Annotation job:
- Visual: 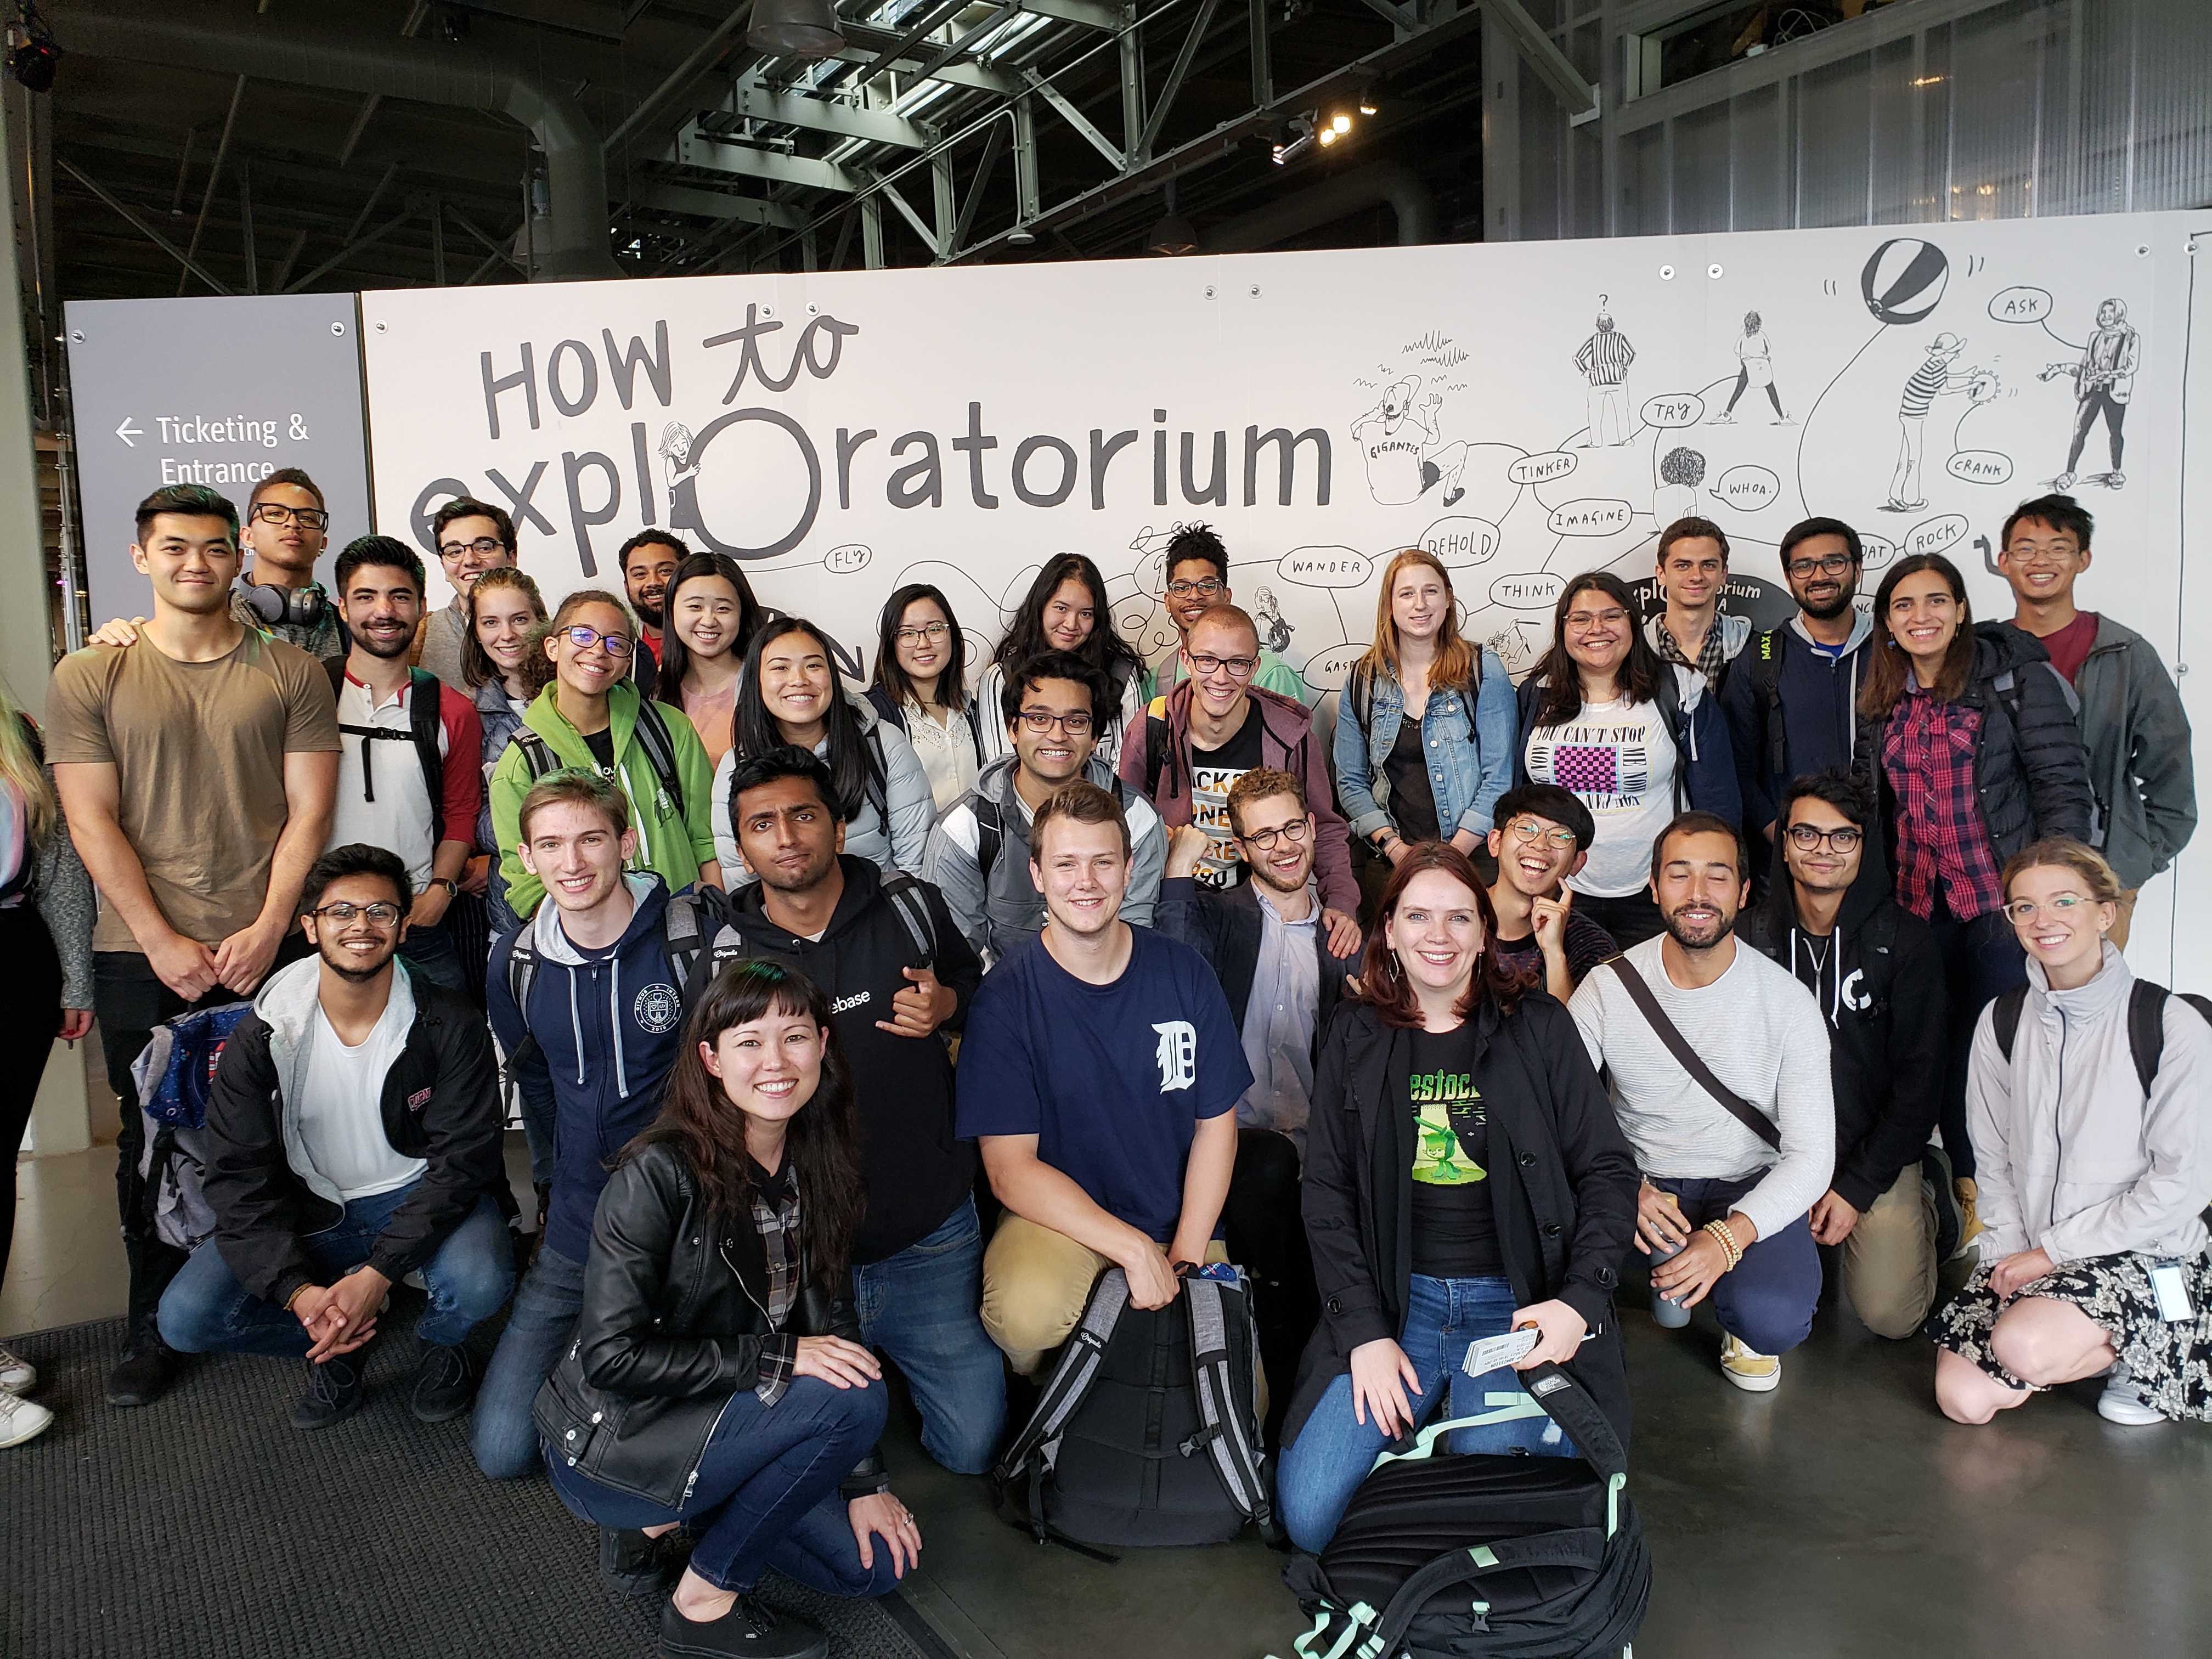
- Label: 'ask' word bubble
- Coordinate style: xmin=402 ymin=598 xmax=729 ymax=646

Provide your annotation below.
xmin=1988 ymin=286 xmax=2054 ymax=324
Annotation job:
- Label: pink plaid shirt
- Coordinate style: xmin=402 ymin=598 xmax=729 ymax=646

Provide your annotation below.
xmin=1882 ymin=687 xmax=2004 ymax=922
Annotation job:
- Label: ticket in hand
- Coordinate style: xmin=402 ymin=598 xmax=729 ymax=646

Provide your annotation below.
xmin=1460 ymin=1327 xmax=1541 ymax=1378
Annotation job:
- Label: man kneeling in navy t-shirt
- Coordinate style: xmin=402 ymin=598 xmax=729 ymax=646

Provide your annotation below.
xmin=957 ymin=780 xmax=1252 ymax=1377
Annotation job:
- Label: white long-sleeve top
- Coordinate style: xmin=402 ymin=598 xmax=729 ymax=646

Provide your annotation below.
xmin=1568 ymin=933 xmax=1835 ymax=1240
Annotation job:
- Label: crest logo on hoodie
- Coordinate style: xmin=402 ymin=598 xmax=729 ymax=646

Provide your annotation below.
xmin=634 ymin=983 xmax=682 ymax=1034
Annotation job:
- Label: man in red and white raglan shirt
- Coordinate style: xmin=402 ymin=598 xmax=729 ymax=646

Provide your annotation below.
xmin=327 ymin=535 xmax=482 ymax=990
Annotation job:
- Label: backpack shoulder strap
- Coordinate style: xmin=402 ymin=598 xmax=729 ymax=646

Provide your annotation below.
xmin=1144 ymin=705 xmax=1170 ymax=798
xmin=407 ymin=669 xmax=447 ymax=844
xmin=878 ymin=873 xmax=938 ymax=966
xmin=992 ymin=1267 xmax=1131 ymax=1485
xmin=662 ymin=891 xmax=707 ymax=989
xmin=973 ymin=794 xmax=1004 ymax=883
xmin=630 ymin=698 xmax=687 ymax=819
xmin=323 ymin=654 xmax=348 ymax=697
xmin=1991 ymin=984 xmax=2029 ymax=1065
xmin=504 ymin=933 xmax=541 ymax=1028
xmin=1753 ymin=628 xmax=1787 ymax=778
xmin=2128 ymin=979 xmax=2170 ymax=1099
xmin=1180 ymin=1271 xmax=1274 ymax=1532
xmin=1606 ymin=956 xmax=1780 ymax=1149
xmin=511 ymin=730 xmax=557 ymax=782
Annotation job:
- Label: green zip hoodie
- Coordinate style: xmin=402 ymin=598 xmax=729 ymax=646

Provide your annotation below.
xmin=489 ymin=678 xmax=719 ymax=920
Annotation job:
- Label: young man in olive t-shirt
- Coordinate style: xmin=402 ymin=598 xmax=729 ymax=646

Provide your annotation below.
xmin=46 ymin=483 xmax=340 ymax=1408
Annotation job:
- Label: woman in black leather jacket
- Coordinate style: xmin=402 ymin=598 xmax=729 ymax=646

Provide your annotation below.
xmin=535 ymin=960 xmax=921 ymax=1659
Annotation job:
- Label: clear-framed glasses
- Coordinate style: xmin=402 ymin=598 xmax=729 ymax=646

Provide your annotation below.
xmin=1017 ymin=707 xmax=1092 ymax=735
xmin=438 ymin=536 xmax=506 ymax=561
xmin=1506 ymin=818 xmax=1579 ymax=849
xmin=561 ymin=624 xmax=636 ymax=658
xmin=1786 ymin=824 xmax=1864 ymax=852
xmin=1785 ymin=552 xmax=1855 ymax=579
xmin=1188 ymin=652 xmax=1258 ymax=680
xmin=1166 ymin=577 xmax=1225 ymax=600
xmin=895 ymin=621 xmax=951 ymax=645
xmin=2005 ymin=894 xmax=2090 ymax=923
xmin=1563 ymin=606 xmax=1630 ymax=633
xmin=248 ymin=502 xmax=331 ymax=532
xmin=1240 ymin=817 xmax=1311 ymax=852
xmin=310 ymin=901 xmax=402 ymax=927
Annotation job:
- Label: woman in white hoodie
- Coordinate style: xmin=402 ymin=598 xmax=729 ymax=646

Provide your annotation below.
xmin=1934 ymin=838 xmax=2212 ymax=1427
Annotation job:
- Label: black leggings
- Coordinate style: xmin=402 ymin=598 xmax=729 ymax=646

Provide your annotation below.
xmin=1925 ymin=895 xmax=2028 ymax=1181
xmin=0 ymin=907 xmax=63 ymax=1301
xmin=1222 ymin=1127 xmax=1318 ymax=1444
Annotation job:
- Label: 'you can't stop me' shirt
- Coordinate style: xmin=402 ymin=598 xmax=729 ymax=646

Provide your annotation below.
xmin=1526 ymin=695 xmax=1678 ymax=899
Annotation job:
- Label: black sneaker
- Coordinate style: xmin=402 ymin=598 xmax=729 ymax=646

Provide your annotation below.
xmin=105 ymin=1340 xmax=180 ymax=1409
xmin=659 ymin=1593 xmax=827 ymax=1659
xmin=409 ymin=1342 xmax=479 ymax=1424
xmin=599 ymin=1527 xmax=685 ymax=1599
xmin=289 ymin=1353 xmax=368 ymax=1431
xmin=1925 ymin=1145 xmax=1965 ymax=1263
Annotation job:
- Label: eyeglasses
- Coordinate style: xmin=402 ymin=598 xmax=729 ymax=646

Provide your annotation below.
xmin=1166 ymin=577 xmax=1225 ymax=600
xmin=1239 ymin=817 xmax=1311 ymax=851
xmin=249 ymin=503 xmax=331 ymax=532
xmin=2004 ymin=894 xmax=2091 ymax=923
xmin=1017 ymin=708 xmax=1092 ymax=735
xmin=1563 ymin=607 xmax=1630 ymax=632
xmin=1785 ymin=553 xmax=1855 ymax=579
xmin=1505 ymin=818 xmax=1579 ymax=849
xmin=1786 ymin=824 xmax=1863 ymax=852
xmin=438 ymin=537 xmax=506 ymax=561
xmin=895 ymin=622 xmax=951 ymax=645
xmin=561 ymin=624 xmax=636 ymax=658
xmin=1188 ymin=652 xmax=1258 ymax=680
xmin=310 ymin=901 xmax=402 ymax=927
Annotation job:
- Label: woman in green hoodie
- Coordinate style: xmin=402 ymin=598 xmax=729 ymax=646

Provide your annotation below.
xmin=489 ymin=588 xmax=721 ymax=922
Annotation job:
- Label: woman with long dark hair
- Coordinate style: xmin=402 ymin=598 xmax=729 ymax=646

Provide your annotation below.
xmin=1854 ymin=551 xmax=2091 ymax=1238
xmin=1516 ymin=569 xmax=1739 ymax=946
xmin=462 ymin=566 xmax=549 ymax=946
xmin=538 ymin=960 xmax=918 ymax=1659
xmin=975 ymin=554 xmax=1145 ymax=770
xmin=710 ymin=617 xmax=934 ymax=884
xmin=654 ymin=552 xmax=764 ymax=766
xmin=1274 ymin=843 xmax=1639 ymax=1554
xmin=866 ymin=583 xmax=983 ymax=812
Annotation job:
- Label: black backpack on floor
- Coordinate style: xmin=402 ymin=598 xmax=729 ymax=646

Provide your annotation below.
xmin=1277 ymin=1362 xmax=1649 ymax=1659
xmin=993 ymin=1265 xmax=1276 ymax=1555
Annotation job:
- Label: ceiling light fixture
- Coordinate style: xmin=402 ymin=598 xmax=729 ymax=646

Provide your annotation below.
xmin=1272 ymin=113 xmax=1317 ymax=165
xmin=748 ymin=0 xmax=847 ymax=59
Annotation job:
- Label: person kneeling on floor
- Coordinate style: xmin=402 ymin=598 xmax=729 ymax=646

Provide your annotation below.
xmin=157 ymin=844 xmax=515 ymax=1430
xmin=1275 ymin=843 xmax=1640 ymax=1554
xmin=538 ymin=960 xmax=918 ymax=1659
xmin=1933 ymin=839 xmax=2212 ymax=1430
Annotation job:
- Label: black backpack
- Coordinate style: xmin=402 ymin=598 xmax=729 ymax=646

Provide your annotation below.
xmin=972 ymin=773 xmax=1146 ymax=883
xmin=1279 ymin=1362 xmax=1649 ymax=1659
xmin=326 ymin=657 xmax=450 ymax=842
xmin=993 ymin=1265 xmax=1274 ymax=1556
xmin=1990 ymin=978 xmax=2212 ymax=1096
xmin=510 ymin=698 xmax=688 ymax=820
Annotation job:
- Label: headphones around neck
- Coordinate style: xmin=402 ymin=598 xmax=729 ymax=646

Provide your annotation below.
xmin=235 ymin=577 xmax=329 ymax=628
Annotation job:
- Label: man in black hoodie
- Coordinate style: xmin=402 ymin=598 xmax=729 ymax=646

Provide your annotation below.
xmin=698 ymin=746 xmax=1003 ymax=1474
xmin=1737 ymin=771 xmax=1951 ymax=1338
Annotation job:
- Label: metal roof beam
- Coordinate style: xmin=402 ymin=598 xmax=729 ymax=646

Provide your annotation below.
xmin=1018 ymin=0 xmax=1119 ymax=29
xmin=673 ymin=126 xmax=863 ymax=191
xmin=829 ymin=25 xmax=1022 ymax=94
xmin=708 ymin=87 xmax=939 ymax=148
xmin=636 ymin=181 xmax=808 ymax=227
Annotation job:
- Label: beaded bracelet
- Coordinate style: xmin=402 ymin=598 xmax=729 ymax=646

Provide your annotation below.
xmin=1701 ymin=1219 xmax=1743 ymax=1271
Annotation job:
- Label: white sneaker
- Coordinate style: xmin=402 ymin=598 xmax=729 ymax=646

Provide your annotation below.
xmin=0 ymin=1387 xmax=53 ymax=1448
xmin=1719 ymin=1334 xmax=1781 ymax=1392
xmin=2096 ymin=1373 xmax=2166 ymax=1426
xmin=0 ymin=1344 xmax=33 ymax=1393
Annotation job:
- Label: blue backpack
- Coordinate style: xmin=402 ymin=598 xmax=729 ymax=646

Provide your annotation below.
xmin=131 ymin=1001 xmax=253 ymax=1255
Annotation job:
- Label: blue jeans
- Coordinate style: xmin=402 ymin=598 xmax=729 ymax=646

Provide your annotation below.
xmin=1651 ymin=1175 xmax=1819 ymax=1356
xmin=850 ymin=1197 xmax=1006 ymax=1476
xmin=157 ymin=1186 xmax=512 ymax=1356
xmin=1277 ymin=1273 xmax=1573 ymax=1554
xmin=473 ymin=1244 xmax=585 ymax=1479
xmin=398 ymin=913 xmax=466 ymax=992
xmin=546 ymin=1375 xmax=897 ymax=1597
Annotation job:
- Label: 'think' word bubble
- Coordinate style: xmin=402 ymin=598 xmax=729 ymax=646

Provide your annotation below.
xmin=1714 ymin=465 xmax=1781 ymax=511
xmin=1302 ymin=642 xmax=1369 ymax=697
xmin=1860 ymin=534 xmax=1899 ymax=571
xmin=1491 ymin=571 xmax=1566 ymax=611
xmin=823 ymin=544 xmax=871 ymax=574
xmin=1547 ymin=499 xmax=1634 ymax=536
xmin=1277 ymin=546 xmax=1372 ymax=589
xmin=1946 ymin=450 xmax=2015 ymax=486
xmin=1906 ymin=514 xmax=1969 ymax=557
xmin=1420 ymin=515 xmax=1502 ymax=567
xmin=1639 ymin=393 xmax=1706 ymax=429
xmin=1507 ymin=450 xmax=1577 ymax=486
xmin=1987 ymin=286 xmax=2054 ymax=324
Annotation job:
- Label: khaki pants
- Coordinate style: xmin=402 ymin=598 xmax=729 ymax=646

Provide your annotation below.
xmin=1840 ymin=1164 xmax=1938 ymax=1340
xmin=980 ymin=1216 xmax=1265 ymax=1414
xmin=2110 ymin=887 xmax=2139 ymax=950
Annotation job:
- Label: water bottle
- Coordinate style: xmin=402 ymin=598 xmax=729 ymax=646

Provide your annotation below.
xmin=1649 ymin=1233 xmax=1692 ymax=1329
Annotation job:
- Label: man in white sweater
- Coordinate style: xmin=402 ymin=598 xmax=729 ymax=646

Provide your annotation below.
xmin=1570 ymin=812 xmax=1836 ymax=1392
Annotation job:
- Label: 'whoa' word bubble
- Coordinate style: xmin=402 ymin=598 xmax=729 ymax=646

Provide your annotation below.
xmin=1987 ymin=286 xmax=2053 ymax=324
xmin=1507 ymin=450 xmax=1577 ymax=486
xmin=1639 ymin=393 xmax=1706 ymax=429
xmin=1491 ymin=571 xmax=1566 ymax=611
xmin=1277 ymin=546 xmax=1373 ymax=588
xmin=1714 ymin=465 xmax=1781 ymax=511
xmin=1421 ymin=515 xmax=1502 ymax=567
xmin=1946 ymin=450 xmax=2015 ymax=486
xmin=1547 ymin=499 xmax=1634 ymax=536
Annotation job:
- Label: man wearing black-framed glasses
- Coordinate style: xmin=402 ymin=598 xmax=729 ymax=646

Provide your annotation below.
xmin=1738 ymin=770 xmax=1953 ymax=1340
xmin=1483 ymin=784 xmax=1618 ymax=1001
xmin=1141 ymin=522 xmax=1308 ymax=704
xmin=415 ymin=496 xmax=518 ymax=692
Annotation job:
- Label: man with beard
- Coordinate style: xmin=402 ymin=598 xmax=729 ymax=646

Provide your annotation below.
xmin=155 ymin=844 xmax=512 ymax=1430
xmin=1721 ymin=516 xmax=1877 ymax=860
xmin=617 ymin=529 xmax=686 ymax=695
xmin=1569 ymin=812 xmax=1833 ymax=1392
xmin=325 ymin=537 xmax=482 ymax=990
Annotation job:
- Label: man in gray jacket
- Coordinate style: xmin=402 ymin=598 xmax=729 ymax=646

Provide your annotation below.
xmin=923 ymin=650 xmax=1165 ymax=965
xmin=1997 ymin=493 xmax=2194 ymax=946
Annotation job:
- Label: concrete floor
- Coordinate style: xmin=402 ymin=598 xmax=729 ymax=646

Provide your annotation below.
xmin=8 ymin=1139 xmax=2208 ymax=1659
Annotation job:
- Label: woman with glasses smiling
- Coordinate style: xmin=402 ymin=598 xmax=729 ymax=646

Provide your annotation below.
xmin=867 ymin=583 xmax=983 ymax=812
xmin=1933 ymin=838 xmax=2212 ymax=1430
xmin=487 ymin=589 xmax=723 ymax=922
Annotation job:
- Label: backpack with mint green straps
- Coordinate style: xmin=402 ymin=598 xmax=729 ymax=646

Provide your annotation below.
xmin=1275 ymin=1361 xmax=1649 ymax=1658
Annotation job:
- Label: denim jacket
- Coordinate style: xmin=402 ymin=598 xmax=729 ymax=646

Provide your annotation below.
xmin=1332 ymin=648 xmax=1516 ymax=843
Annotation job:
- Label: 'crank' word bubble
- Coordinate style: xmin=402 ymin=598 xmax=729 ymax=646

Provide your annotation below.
xmin=1946 ymin=450 xmax=2014 ymax=486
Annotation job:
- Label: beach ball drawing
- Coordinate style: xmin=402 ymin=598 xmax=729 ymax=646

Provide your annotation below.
xmin=1860 ymin=239 xmax=1950 ymax=325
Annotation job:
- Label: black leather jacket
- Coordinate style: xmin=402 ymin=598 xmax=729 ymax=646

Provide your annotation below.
xmin=533 ymin=1140 xmax=889 ymax=1508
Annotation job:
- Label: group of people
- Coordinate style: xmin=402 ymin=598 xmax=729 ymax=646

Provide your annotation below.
xmin=2 ymin=474 xmax=2206 ymax=1659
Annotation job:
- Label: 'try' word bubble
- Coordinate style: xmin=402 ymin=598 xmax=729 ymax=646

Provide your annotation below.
xmin=1547 ymin=499 xmax=1634 ymax=536
xmin=1507 ymin=450 xmax=1577 ymax=486
xmin=1639 ymin=393 xmax=1706 ymax=429
xmin=1714 ymin=465 xmax=1781 ymax=511
xmin=1277 ymin=546 xmax=1373 ymax=589
xmin=1421 ymin=515 xmax=1502 ymax=567
xmin=1907 ymin=514 xmax=1969 ymax=557
xmin=1491 ymin=571 xmax=1566 ymax=611
xmin=1946 ymin=450 xmax=2014 ymax=486
xmin=1987 ymin=286 xmax=2054 ymax=324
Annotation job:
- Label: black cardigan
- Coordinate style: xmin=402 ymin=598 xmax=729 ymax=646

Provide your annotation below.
xmin=1284 ymin=994 xmax=1640 ymax=1448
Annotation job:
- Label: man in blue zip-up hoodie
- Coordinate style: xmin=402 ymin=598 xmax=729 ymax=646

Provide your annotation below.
xmin=473 ymin=770 xmax=706 ymax=1480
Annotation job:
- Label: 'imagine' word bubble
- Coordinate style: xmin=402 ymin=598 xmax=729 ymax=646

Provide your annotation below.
xmin=1491 ymin=571 xmax=1566 ymax=611
xmin=1946 ymin=450 xmax=2015 ymax=486
xmin=1507 ymin=450 xmax=1577 ymax=486
xmin=1907 ymin=514 xmax=1969 ymax=557
xmin=1421 ymin=515 xmax=1502 ymax=567
xmin=1639 ymin=393 xmax=1706 ymax=429
xmin=1714 ymin=465 xmax=1781 ymax=511
xmin=1987 ymin=286 xmax=2054 ymax=324
xmin=1547 ymin=499 xmax=1633 ymax=537
xmin=1277 ymin=546 xmax=1373 ymax=588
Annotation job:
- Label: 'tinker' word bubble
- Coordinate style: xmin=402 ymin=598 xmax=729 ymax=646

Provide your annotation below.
xmin=1714 ymin=465 xmax=1781 ymax=511
xmin=1987 ymin=286 xmax=2053 ymax=324
xmin=1302 ymin=642 xmax=1369 ymax=697
xmin=1421 ymin=515 xmax=1502 ymax=567
xmin=1946 ymin=449 xmax=2015 ymax=486
xmin=1547 ymin=499 xmax=1633 ymax=536
xmin=1907 ymin=514 xmax=1969 ymax=557
xmin=1639 ymin=393 xmax=1706 ymax=429
xmin=1277 ymin=546 xmax=1373 ymax=588
xmin=823 ymin=543 xmax=871 ymax=574
xmin=1507 ymin=450 xmax=1577 ymax=486
xmin=1491 ymin=571 xmax=1565 ymax=611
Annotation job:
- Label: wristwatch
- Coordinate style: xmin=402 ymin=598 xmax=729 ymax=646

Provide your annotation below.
xmin=428 ymin=877 xmax=460 ymax=898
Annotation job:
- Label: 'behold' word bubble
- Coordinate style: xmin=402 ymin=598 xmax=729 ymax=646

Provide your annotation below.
xmin=823 ymin=543 xmax=871 ymax=574
xmin=1491 ymin=571 xmax=1566 ymax=611
xmin=1907 ymin=514 xmax=1969 ymax=557
xmin=1860 ymin=534 xmax=1898 ymax=571
xmin=1302 ymin=642 xmax=1368 ymax=697
xmin=1547 ymin=499 xmax=1634 ymax=536
xmin=1508 ymin=450 xmax=1577 ymax=486
xmin=1277 ymin=546 xmax=1373 ymax=588
xmin=1946 ymin=450 xmax=2015 ymax=486
xmin=1987 ymin=286 xmax=2053 ymax=324
xmin=1714 ymin=465 xmax=1781 ymax=511
xmin=1420 ymin=515 xmax=1502 ymax=567
xmin=1639 ymin=392 xmax=1706 ymax=429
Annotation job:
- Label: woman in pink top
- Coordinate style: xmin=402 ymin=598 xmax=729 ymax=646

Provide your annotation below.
xmin=654 ymin=552 xmax=764 ymax=766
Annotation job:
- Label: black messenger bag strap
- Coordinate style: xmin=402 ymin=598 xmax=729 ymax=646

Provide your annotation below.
xmin=1605 ymin=956 xmax=1781 ymax=1152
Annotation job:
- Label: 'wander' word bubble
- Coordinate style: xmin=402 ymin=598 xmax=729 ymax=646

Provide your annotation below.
xmin=1639 ymin=393 xmax=1706 ymax=429
xmin=1421 ymin=515 xmax=1502 ymax=567
xmin=1906 ymin=514 xmax=1968 ymax=557
xmin=1302 ymin=642 xmax=1368 ymax=696
xmin=1946 ymin=450 xmax=2014 ymax=486
xmin=1507 ymin=450 xmax=1577 ymax=486
xmin=1278 ymin=546 xmax=1372 ymax=588
xmin=1714 ymin=465 xmax=1781 ymax=511
xmin=1987 ymin=286 xmax=2053 ymax=324
xmin=1491 ymin=571 xmax=1565 ymax=611
xmin=1547 ymin=499 xmax=1633 ymax=536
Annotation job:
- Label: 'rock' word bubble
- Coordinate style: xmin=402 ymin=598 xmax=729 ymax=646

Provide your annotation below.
xmin=1906 ymin=514 xmax=1969 ymax=557
xmin=1547 ymin=499 xmax=1634 ymax=537
xmin=1277 ymin=546 xmax=1373 ymax=589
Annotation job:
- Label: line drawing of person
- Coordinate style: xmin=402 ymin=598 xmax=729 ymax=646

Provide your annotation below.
xmin=661 ymin=421 xmax=704 ymax=537
xmin=1881 ymin=331 xmax=1992 ymax=512
xmin=1655 ymin=446 xmax=1706 ymax=526
xmin=1250 ymin=586 xmax=1294 ymax=656
xmin=1349 ymin=375 xmax=1470 ymax=506
xmin=2038 ymin=297 xmax=2140 ymax=490
xmin=1573 ymin=303 xmax=1636 ymax=447
xmin=1711 ymin=310 xmax=1790 ymax=424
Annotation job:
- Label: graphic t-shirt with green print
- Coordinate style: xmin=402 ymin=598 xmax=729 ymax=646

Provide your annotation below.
xmin=1405 ymin=1026 xmax=1504 ymax=1277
